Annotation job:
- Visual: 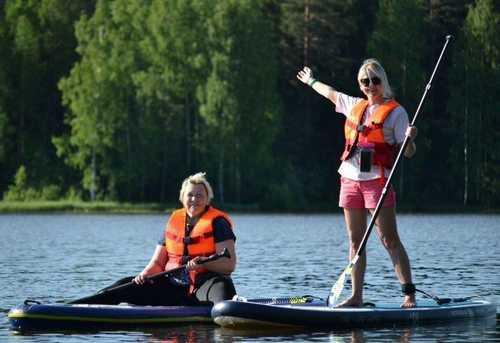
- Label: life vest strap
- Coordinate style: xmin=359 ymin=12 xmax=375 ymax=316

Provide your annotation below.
xmin=169 ymin=252 xmax=212 ymax=261
xmin=167 ymin=231 xmax=214 ymax=244
xmin=356 ymin=122 xmax=384 ymax=135
xmin=357 ymin=124 xmax=366 ymax=133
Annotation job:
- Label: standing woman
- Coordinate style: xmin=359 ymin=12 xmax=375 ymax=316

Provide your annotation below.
xmin=74 ymin=172 xmax=237 ymax=306
xmin=297 ymin=59 xmax=417 ymax=308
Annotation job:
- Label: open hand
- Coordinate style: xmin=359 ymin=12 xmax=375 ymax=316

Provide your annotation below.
xmin=297 ymin=66 xmax=314 ymax=84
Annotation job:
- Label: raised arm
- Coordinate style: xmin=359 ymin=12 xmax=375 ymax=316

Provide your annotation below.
xmin=297 ymin=66 xmax=338 ymax=105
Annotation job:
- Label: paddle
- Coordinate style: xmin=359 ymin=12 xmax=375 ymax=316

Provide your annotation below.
xmin=327 ymin=35 xmax=453 ymax=306
xmin=69 ymin=248 xmax=231 ymax=304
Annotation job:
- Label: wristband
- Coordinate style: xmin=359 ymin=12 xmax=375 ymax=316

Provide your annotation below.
xmin=308 ymin=78 xmax=317 ymax=87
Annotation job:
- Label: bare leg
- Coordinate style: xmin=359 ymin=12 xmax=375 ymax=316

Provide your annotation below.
xmin=337 ymin=208 xmax=367 ymax=307
xmin=373 ymin=207 xmax=416 ymax=308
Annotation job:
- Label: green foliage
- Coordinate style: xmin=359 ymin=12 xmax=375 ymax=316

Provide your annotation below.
xmin=65 ymin=186 xmax=83 ymax=202
xmin=368 ymin=0 xmax=427 ymax=104
xmin=4 ymin=165 xmax=28 ymax=201
xmin=1 ymin=0 xmax=94 ymax=197
xmin=0 ymin=0 xmax=498 ymax=210
xmin=366 ymin=0 xmax=428 ymax=201
xmin=198 ymin=0 xmax=280 ymax=202
xmin=261 ymin=183 xmax=297 ymax=211
xmin=0 ymin=109 xmax=9 ymax=162
xmin=276 ymin=0 xmax=370 ymax=205
xmin=55 ymin=0 xmax=282 ymax=204
xmin=3 ymin=165 xmax=64 ymax=201
xmin=39 ymin=184 xmax=62 ymax=201
xmin=466 ymin=0 xmax=500 ymax=68
xmin=462 ymin=0 xmax=500 ymax=207
xmin=56 ymin=0 xmax=146 ymax=200
xmin=0 ymin=24 xmax=9 ymax=163
xmin=260 ymin=163 xmax=306 ymax=211
xmin=0 ymin=200 xmax=170 ymax=213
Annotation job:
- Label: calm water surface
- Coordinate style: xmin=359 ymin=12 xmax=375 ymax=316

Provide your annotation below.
xmin=0 ymin=213 xmax=499 ymax=342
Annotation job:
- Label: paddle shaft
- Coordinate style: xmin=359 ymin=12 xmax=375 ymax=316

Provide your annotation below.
xmin=68 ymin=248 xmax=230 ymax=304
xmin=101 ymin=248 xmax=230 ymax=293
xmin=354 ymin=35 xmax=452 ymax=260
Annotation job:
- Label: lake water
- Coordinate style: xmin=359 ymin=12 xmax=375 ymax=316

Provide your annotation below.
xmin=1 ymin=213 xmax=498 ymax=342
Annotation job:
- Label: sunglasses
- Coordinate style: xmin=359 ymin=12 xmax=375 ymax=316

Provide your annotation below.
xmin=359 ymin=77 xmax=381 ymax=87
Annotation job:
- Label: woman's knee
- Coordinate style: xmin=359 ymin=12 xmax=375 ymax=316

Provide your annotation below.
xmin=349 ymin=240 xmax=363 ymax=253
xmin=379 ymin=233 xmax=401 ymax=251
xmin=196 ymin=276 xmax=236 ymax=304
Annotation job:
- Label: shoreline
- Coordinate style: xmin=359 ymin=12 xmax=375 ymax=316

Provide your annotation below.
xmin=0 ymin=200 xmax=497 ymax=215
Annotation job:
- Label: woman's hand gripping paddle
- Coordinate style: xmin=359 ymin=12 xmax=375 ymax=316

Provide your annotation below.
xmin=69 ymin=248 xmax=230 ymax=304
xmin=327 ymin=35 xmax=453 ymax=307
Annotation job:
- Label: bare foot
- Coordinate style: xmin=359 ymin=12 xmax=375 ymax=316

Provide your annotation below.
xmin=336 ymin=296 xmax=363 ymax=308
xmin=401 ymin=294 xmax=416 ymax=308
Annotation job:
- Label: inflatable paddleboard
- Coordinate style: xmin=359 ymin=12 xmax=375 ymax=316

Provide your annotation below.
xmin=8 ymin=300 xmax=212 ymax=331
xmin=212 ymin=296 xmax=496 ymax=329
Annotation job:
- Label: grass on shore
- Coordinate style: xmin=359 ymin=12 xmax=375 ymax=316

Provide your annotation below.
xmin=0 ymin=200 xmax=174 ymax=214
xmin=0 ymin=200 xmax=496 ymax=214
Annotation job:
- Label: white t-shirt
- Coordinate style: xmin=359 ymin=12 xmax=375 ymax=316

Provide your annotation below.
xmin=335 ymin=92 xmax=410 ymax=181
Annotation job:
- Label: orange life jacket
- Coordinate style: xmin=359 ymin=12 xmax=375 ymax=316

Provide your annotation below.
xmin=164 ymin=206 xmax=232 ymax=293
xmin=341 ymin=99 xmax=399 ymax=173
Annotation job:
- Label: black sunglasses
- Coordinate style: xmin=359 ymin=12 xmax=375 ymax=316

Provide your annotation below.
xmin=359 ymin=77 xmax=381 ymax=87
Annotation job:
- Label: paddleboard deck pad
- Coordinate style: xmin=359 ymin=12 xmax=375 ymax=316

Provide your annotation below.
xmin=212 ymin=297 xmax=496 ymax=329
xmin=8 ymin=300 xmax=212 ymax=331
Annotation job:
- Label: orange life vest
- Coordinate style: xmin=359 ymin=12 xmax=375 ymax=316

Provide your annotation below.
xmin=164 ymin=206 xmax=232 ymax=293
xmin=341 ymin=99 xmax=399 ymax=172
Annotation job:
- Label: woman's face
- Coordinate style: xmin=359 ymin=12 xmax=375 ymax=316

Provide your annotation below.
xmin=359 ymin=70 xmax=384 ymax=103
xmin=182 ymin=183 xmax=209 ymax=218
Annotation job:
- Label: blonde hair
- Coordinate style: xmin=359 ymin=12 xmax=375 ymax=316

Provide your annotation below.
xmin=179 ymin=172 xmax=214 ymax=203
xmin=357 ymin=58 xmax=394 ymax=99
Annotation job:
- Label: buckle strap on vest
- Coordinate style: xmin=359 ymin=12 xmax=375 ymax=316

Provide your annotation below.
xmin=167 ymin=231 xmax=214 ymax=244
xmin=169 ymin=254 xmax=208 ymax=264
xmin=356 ymin=122 xmax=383 ymax=135
xmin=357 ymin=124 xmax=366 ymax=134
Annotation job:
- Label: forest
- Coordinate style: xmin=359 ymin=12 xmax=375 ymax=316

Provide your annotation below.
xmin=0 ymin=0 xmax=498 ymax=211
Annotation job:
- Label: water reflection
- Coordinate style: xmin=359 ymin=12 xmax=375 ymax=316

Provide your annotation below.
xmin=212 ymin=317 xmax=497 ymax=343
xmin=5 ymin=312 xmax=498 ymax=342
xmin=145 ymin=325 xmax=220 ymax=343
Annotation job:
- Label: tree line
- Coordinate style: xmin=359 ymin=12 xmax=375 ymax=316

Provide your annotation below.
xmin=0 ymin=0 xmax=498 ymax=211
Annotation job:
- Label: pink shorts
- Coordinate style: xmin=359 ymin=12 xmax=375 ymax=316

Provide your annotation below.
xmin=339 ymin=177 xmax=396 ymax=209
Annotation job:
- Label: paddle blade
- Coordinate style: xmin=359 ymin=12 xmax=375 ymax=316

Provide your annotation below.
xmin=327 ymin=255 xmax=359 ymax=307
xmin=327 ymin=270 xmax=347 ymax=307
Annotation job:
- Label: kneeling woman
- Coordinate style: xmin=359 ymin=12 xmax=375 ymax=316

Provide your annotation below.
xmin=74 ymin=172 xmax=237 ymax=306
